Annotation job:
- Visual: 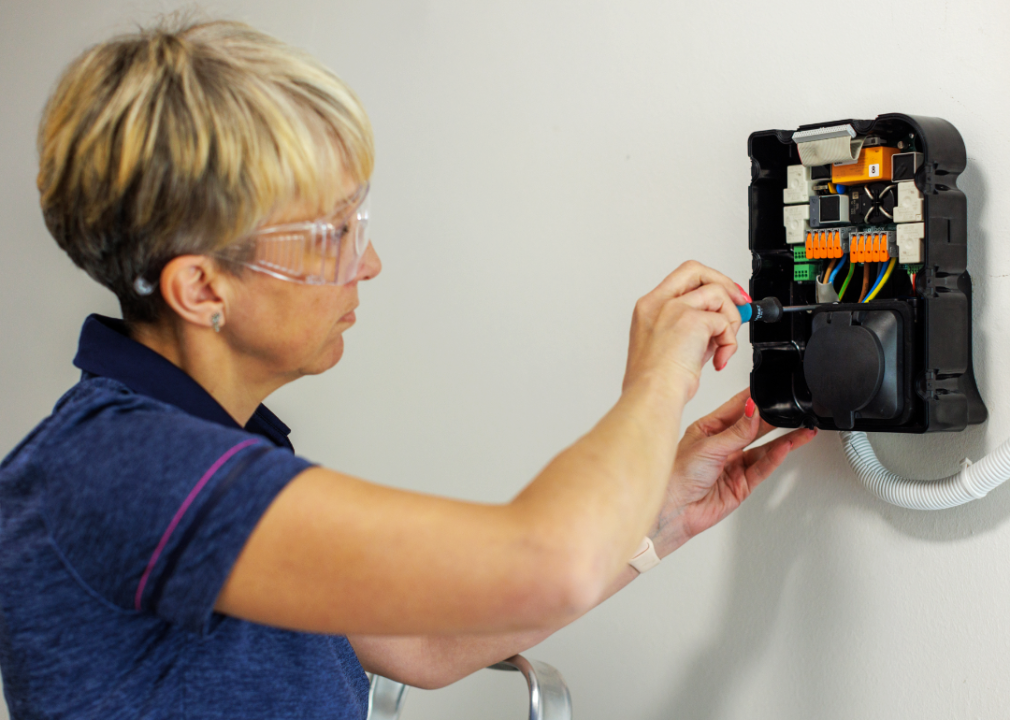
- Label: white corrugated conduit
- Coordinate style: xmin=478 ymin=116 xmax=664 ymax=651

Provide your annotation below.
xmin=840 ymin=431 xmax=1010 ymax=510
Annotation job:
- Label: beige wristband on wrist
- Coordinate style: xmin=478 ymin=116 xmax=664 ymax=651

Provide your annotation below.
xmin=628 ymin=536 xmax=661 ymax=573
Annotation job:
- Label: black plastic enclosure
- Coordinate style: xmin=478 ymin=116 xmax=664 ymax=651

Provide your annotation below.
xmin=748 ymin=113 xmax=987 ymax=433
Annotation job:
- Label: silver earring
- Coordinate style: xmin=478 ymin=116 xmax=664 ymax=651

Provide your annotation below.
xmin=210 ymin=312 xmax=222 ymax=333
xmin=133 ymin=276 xmax=157 ymax=296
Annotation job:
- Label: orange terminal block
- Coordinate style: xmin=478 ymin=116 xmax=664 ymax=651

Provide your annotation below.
xmin=856 ymin=233 xmax=867 ymax=262
xmin=849 ymin=232 xmax=891 ymax=263
xmin=875 ymin=233 xmax=890 ymax=261
xmin=850 ymin=233 xmax=864 ymax=263
xmin=806 ymin=230 xmax=844 ymax=259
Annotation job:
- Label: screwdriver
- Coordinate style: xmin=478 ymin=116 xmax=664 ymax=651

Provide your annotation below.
xmin=736 ymin=297 xmax=819 ymax=323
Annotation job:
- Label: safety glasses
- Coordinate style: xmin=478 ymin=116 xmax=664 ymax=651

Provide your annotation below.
xmin=215 ymin=184 xmax=370 ymax=286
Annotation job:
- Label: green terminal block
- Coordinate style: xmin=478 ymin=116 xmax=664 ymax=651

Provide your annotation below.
xmin=792 ymin=245 xmax=808 ymax=262
xmin=793 ymin=263 xmax=818 ymax=283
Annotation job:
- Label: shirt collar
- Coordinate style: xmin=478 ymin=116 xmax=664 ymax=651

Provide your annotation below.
xmin=73 ymin=314 xmax=294 ymax=451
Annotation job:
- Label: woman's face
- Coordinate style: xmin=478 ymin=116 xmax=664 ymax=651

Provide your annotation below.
xmin=222 ymin=183 xmax=382 ymax=383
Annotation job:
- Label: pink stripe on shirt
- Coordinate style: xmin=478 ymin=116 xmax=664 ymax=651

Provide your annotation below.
xmin=134 ymin=438 xmax=259 ymax=611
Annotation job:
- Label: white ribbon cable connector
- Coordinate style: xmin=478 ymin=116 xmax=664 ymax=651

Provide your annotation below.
xmin=793 ymin=124 xmax=864 ymax=167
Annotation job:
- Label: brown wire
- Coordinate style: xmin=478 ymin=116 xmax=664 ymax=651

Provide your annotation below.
xmin=857 ymin=263 xmax=871 ymax=302
xmin=822 ymin=259 xmax=837 ymax=284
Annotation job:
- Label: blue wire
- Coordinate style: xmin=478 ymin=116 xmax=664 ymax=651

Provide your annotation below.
xmin=864 ymin=262 xmax=886 ymax=302
xmin=829 ymin=256 xmax=848 ymax=284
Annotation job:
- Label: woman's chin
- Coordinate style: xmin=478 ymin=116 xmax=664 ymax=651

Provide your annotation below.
xmin=303 ymin=336 xmax=345 ymax=376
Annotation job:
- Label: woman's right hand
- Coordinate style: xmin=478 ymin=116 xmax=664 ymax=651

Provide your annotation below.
xmin=623 ymin=260 xmax=749 ymax=401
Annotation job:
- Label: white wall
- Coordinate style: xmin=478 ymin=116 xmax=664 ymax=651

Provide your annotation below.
xmin=2 ymin=1 xmax=1009 ymax=718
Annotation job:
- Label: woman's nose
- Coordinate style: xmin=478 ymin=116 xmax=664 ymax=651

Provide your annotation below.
xmin=357 ymin=242 xmax=382 ymax=282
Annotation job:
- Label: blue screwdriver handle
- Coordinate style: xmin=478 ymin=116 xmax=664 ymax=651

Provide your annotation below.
xmin=737 ymin=297 xmax=785 ymax=323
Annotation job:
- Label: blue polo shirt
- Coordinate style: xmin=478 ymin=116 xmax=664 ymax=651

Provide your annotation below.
xmin=0 ymin=315 xmax=369 ymax=719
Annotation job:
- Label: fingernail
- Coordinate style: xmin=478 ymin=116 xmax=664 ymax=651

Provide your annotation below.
xmin=744 ymin=398 xmax=756 ymax=419
xmin=735 ymin=283 xmax=752 ymax=303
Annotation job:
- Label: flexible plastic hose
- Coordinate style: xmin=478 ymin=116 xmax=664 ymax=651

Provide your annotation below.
xmin=840 ymin=431 xmax=1010 ymax=510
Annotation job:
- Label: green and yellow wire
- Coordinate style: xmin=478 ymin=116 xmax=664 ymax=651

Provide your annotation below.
xmin=838 ymin=260 xmax=856 ymax=301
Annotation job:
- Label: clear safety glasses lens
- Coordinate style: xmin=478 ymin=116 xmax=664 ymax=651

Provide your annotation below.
xmin=219 ymin=187 xmax=370 ymax=286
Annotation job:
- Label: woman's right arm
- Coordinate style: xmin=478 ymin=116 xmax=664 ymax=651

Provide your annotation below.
xmin=213 ymin=261 xmax=748 ymax=636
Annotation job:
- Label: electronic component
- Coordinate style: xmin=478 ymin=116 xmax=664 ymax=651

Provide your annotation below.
xmin=813 ymin=193 xmax=850 ymax=225
xmin=805 ymin=229 xmax=845 ymax=260
xmin=851 ymin=182 xmax=897 ymax=225
xmin=794 ymin=262 xmax=818 ymax=283
xmin=783 ymin=165 xmax=814 ymax=205
xmin=896 ymin=222 xmax=924 ymax=263
xmin=893 ymin=181 xmax=923 ymax=223
xmin=831 ymin=146 xmax=899 ymax=185
xmin=792 ymin=243 xmax=816 ymax=281
xmin=891 ymin=151 xmax=923 ymax=182
xmin=783 ymin=204 xmax=810 ymax=245
xmin=811 ymin=165 xmax=832 ymax=181
xmin=848 ymin=230 xmax=894 ymax=263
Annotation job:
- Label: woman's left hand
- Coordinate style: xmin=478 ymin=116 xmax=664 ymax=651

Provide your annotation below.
xmin=650 ymin=388 xmax=817 ymax=557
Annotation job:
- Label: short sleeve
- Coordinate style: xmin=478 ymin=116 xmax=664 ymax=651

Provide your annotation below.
xmin=40 ymin=383 xmax=313 ymax=635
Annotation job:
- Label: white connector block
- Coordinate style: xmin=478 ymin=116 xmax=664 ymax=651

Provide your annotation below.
xmin=896 ymin=222 xmax=925 ymax=263
xmin=783 ymin=165 xmax=814 ymax=205
xmin=783 ymin=204 xmax=810 ymax=245
xmin=893 ymin=181 xmax=923 ymax=223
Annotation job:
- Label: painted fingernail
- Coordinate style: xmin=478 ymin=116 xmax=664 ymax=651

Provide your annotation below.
xmin=735 ymin=283 xmax=752 ymax=303
xmin=744 ymin=398 xmax=756 ymax=418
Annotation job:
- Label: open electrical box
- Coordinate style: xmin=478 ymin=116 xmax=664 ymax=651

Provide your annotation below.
xmin=748 ymin=114 xmax=986 ymax=433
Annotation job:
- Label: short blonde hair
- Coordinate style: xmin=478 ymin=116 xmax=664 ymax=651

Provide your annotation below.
xmin=37 ymin=16 xmax=374 ymax=321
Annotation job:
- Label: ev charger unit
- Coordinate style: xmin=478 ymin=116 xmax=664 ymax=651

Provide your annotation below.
xmin=747 ymin=113 xmax=986 ymax=434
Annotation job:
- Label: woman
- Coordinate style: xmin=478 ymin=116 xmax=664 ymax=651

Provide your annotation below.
xmin=0 ymin=17 xmax=816 ymax=719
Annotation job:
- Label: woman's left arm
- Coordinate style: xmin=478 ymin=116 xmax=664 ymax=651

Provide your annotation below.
xmin=349 ymin=389 xmax=816 ymax=689
xmin=348 ymin=565 xmax=637 ymax=689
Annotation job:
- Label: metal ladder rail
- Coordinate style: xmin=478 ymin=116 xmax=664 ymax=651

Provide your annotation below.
xmin=367 ymin=654 xmax=573 ymax=720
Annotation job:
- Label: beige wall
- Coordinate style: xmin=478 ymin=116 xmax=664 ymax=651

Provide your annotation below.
xmin=3 ymin=1 xmax=1010 ymax=718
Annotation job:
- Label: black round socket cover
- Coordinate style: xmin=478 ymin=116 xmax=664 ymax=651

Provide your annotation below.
xmin=803 ymin=322 xmax=884 ymax=424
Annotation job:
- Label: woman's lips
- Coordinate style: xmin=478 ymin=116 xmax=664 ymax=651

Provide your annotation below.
xmin=340 ymin=310 xmax=356 ymax=323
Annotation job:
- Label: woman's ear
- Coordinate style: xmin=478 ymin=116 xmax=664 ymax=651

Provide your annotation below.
xmin=159 ymin=256 xmax=229 ymax=331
